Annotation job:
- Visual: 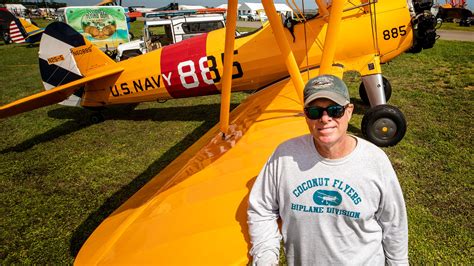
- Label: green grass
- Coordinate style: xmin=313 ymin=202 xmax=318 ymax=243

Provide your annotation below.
xmin=344 ymin=40 xmax=473 ymax=263
xmin=439 ymin=21 xmax=474 ymax=31
xmin=1 ymin=21 xmax=473 ymax=264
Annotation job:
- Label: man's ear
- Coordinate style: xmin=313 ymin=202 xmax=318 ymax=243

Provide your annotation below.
xmin=346 ymin=104 xmax=354 ymax=119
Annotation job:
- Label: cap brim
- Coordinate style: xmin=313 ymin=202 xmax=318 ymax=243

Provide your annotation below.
xmin=304 ymin=91 xmax=349 ymax=107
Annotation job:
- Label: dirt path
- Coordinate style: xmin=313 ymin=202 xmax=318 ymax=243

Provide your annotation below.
xmin=437 ymin=30 xmax=474 ymax=42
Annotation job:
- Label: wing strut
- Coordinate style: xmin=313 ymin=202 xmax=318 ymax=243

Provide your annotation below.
xmin=262 ymin=0 xmax=305 ymax=105
xmin=319 ymin=0 xmax=346 ymax=75
xmin=219 ymin=0 xmax=239 ymax=136
xmin=315 ymin=0 xmax=330 ymax=17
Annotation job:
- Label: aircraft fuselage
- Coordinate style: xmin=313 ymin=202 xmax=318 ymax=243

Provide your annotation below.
xmin=81 ymin=0 xmax=414 ymax=107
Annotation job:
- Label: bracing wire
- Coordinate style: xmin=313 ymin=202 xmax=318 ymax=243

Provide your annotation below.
xmin=372 ymin=1 xmax=380 ymax=54
xmin=285 ymin=0 xmax=309 ymax=79
xmin=368 ymin=0 xmax=379 ymax=54
xmin=287 ymin=0 xmax=303 ymax=20
xmin=291 ymin=0 xmax=308 ymax=21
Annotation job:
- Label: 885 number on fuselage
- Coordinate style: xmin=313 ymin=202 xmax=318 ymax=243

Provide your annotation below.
xmin=160 ymin=33 xmax=243 ymax=98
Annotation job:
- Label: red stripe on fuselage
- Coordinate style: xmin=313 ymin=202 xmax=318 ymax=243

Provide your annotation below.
xmin=160 ymin=33 xmax=219 ymax=98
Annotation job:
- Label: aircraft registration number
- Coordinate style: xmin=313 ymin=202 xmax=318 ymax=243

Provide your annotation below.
xmin=382 ymin=26 xmax=407 ymax=40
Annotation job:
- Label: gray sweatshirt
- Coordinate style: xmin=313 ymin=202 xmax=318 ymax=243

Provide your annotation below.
xmin=247 ymin=134 xmax=408 ymax=265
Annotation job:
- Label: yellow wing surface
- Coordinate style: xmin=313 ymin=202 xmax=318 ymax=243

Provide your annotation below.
xmin=75 ymin=77 xmax=308 ymax=264
xmin=0 ymin=67 xmax=123 ymax=119
xmin=18 ymin=17 xmax=42 ymax=35
xmin=74 ymin=0 xmax=426 ymax=262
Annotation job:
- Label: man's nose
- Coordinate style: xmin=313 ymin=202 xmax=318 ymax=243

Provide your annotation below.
xmin=320 ymin=111 xmax=331 ymax=123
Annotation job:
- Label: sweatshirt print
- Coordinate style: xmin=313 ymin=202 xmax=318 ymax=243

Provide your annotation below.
xmin=248 ymin=134 xmax=408 ymax=266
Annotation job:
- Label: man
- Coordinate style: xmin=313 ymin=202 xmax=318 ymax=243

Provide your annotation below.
xmin=247 ymin=74 xmax=408 ymax=265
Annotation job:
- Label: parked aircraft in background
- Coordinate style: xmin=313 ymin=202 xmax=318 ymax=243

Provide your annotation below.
xmin=0 ymin=0 xmax=438 ymax=263
xmin=8 ymin=18 xmax=44 ymax=44
xmin=0 ymin=0 xmax=437 ymax=147
xmin=0 ymin=7 xmax=16 ymax=44
xmin=0 ymin=8 xmax=44 ymax=44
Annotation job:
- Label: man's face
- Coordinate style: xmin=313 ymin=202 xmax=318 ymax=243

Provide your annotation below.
xmin=305 ymin=98 xmax=353 ymax=147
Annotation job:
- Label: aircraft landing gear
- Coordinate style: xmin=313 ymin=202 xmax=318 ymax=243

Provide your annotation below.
xmin=361 ymin=105 xmax=406 ymax=147
xmin=360 ymin=74 xmax=406 ymax=147
xmin=359 ymin=76 xmax=391 ymax=105
xmin=2 ymin=32 xmax=11 ymax=44
xmin=90 ymin=112 xmax=105 ymax=124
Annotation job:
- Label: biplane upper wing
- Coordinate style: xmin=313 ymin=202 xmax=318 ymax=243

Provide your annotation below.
xmin=0 ymin=67 xmax=123 ymax=119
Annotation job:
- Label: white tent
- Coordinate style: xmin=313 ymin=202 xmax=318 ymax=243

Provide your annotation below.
xmin=6 ymin=4 xmax=27 ymax=16
xmin=238 ymin=2 xmax=293 ymax=18
xmin=179 ymin=5 xmax=206 ymax=10
xmin=216 ymin=4 xmax=242 ymax=9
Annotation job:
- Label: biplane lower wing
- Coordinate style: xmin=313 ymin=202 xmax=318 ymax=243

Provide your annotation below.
xmin=75 ymin=77 xmax=309 ymax=264
xmin=0 ymin=67 xmax=123 ymax=119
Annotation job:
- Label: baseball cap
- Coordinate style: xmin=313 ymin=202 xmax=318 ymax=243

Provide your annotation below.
xmin=303 ymin=75 xmax=350 ymax=107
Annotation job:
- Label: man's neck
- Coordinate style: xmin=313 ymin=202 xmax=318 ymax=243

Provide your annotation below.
xmin=314 ymin=135 xmax=357 ymax=159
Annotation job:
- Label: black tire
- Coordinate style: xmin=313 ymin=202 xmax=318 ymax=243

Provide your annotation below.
xmin=2 ymin=32 xmax=11 ymax=44
xmin=361 ymin=104 xmax=407 ymax=147
xmin=90 ymin=113 xmax=105 ymax=124
xmin=359 ymin=76 xmax=392 ymax=105
xmin=129 ymin=32 xmax=134 ymax=40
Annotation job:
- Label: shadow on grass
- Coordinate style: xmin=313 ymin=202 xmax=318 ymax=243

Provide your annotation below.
xmin=68 ymin=103 xmax=239 ymax=258
xmin=347 ymin=97 xmax=370 ymax=138
xmin=0 ymin=120 xmax=93 ymax=154
xmin=350 ymin=97 xmax=370 ymax=116
xmin=0 ymin=103 xmax=237 ymax=154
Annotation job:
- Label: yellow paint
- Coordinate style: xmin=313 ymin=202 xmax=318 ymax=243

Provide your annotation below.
xmin=71 ymin=0 xmax=417 ymax=264
xmin=319 ymin=0 xmax=346 ymax=76
xmin=220 ymin=0 xmax=238 ymax=135
xmin=0 ymin=67 xmax=123 ymax=118
xmin=262 ymin=0 xmax=305 ymax=105
xmin=0 ymin=1 xmax=420 ymax=262
xmin=18 ymin=17 xmax=42 ymax=34
xmin=75 ymin=76 xmax=307 ymax=265
xmin=1 ymin=0 xmax=413 ymax=118
xmin=315 ymin=0 xmax=329 ymax=18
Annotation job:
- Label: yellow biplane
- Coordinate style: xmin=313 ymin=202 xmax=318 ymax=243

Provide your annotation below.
xmin=0 ymin=0 xmax=436 ymax=147
xmin=0 ymin=8 xmax=44 ymax=44
xmin=1 ymin=0 xmax=436 ymax=262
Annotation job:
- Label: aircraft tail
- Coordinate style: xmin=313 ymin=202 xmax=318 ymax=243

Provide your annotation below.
xmin=18 ymin=17 xmax=41 ymax=34
xmin=39 ymin=22 xmax=116 ymax=106
xmin=9 ymin=20 xmax=26 ymax=43
xmin=8 ymin=18 xmax=44 ymax=44
xmin=0 ymin=22 xmax=123 ymax=119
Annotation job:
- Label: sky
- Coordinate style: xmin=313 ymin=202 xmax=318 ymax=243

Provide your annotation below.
xmin=59 ymin=0 xmax=474 ymax=10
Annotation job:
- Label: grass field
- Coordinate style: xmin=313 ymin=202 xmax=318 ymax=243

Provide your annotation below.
xmin=439 ymin=21 xmax=474 ymax=31
xmin=0 ymin=20 xmax=473 ymax=264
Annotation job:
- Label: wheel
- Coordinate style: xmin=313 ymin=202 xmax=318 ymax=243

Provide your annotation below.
xmin=361 ymin=104 xmax=407 ymax=147
xmin=129 ymin=32 xmax=134 ymax=40
xmin=2 ymin=32 xmax=11 ymax=44
xmin=90 ymin=113 xmax=105 ymax=123
xmin=359 ymin=76 xmax=392 ymax=105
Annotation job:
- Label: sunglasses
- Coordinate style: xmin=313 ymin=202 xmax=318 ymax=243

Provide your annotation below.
xmin=304 ymin=105 xmax=346 ymax=120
